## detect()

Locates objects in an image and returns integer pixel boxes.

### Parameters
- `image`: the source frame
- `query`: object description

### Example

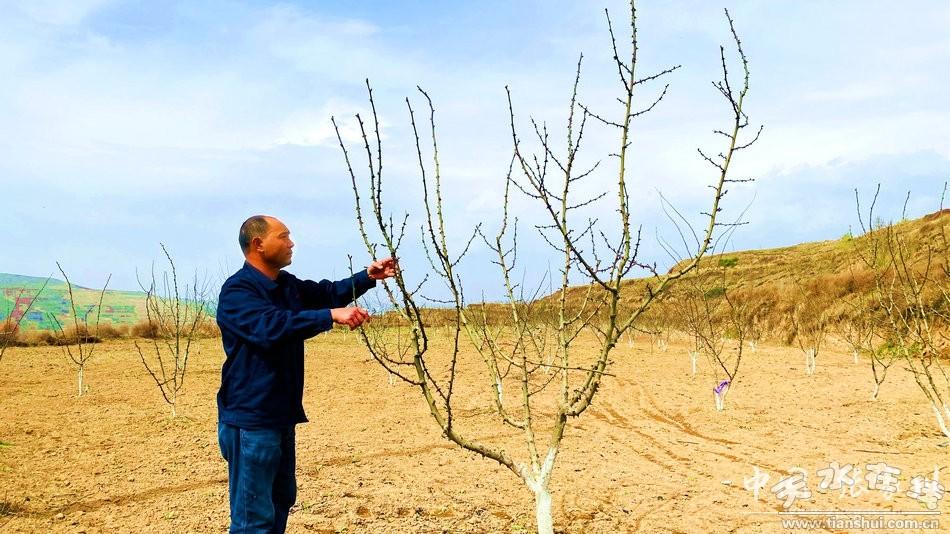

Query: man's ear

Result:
[251,236,264,252]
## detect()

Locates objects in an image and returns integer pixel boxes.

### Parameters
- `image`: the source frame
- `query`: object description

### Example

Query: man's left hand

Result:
[367,257,398,280]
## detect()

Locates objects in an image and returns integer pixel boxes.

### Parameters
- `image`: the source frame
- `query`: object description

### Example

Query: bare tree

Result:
[333,3,759,531]
[673,291,702,376]
[837,308,871,359]
[790,282,829,376]
[744,308,763,353]
[837,291,893,400]
[47,263,110,397]
[856,185,950,436]
[134,244,210,418]
[679,267,745,410]
[0,277,50,362]
[868,339,899,401]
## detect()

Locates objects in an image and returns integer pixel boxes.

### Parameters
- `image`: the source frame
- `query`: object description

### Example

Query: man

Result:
[216,215,396,533]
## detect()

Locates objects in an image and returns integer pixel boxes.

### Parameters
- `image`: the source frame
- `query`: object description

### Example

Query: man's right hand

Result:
[331,307,370,330]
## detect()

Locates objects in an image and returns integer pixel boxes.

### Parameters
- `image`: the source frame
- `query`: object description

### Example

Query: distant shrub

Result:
[96,322,128,340]
[46,324,102,346]
[877,339,919,359]
[805,268,875,299]
[195,317,221,338]
[718,257,739,268]
[130,313,220,339]
[704,286,726,299]
[0,331,20,348]
[131,319,161,339]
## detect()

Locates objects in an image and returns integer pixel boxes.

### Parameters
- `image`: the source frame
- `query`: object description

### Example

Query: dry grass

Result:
[4,316,222,347]
[545,209,950,345]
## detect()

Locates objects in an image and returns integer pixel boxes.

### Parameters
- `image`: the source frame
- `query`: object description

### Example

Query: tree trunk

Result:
[77,365,84,397]
[533,485,554,534]
[523,450,558,534]
[930,402,950,439]
[804,349,816,375]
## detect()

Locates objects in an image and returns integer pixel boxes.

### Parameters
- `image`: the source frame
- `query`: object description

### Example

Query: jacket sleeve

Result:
[216,278,333,350]
[298,269,377,310]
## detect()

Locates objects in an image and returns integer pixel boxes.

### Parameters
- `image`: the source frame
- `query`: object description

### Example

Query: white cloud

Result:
[273,100,380,148]
[3,0,950,297]
[248,4,424,85]
[13,0,113,27]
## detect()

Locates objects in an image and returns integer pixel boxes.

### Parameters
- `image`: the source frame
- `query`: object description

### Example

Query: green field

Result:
[0,273,148,330]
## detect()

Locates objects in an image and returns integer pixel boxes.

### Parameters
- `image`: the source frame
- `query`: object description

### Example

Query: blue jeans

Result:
[218,422,297,533]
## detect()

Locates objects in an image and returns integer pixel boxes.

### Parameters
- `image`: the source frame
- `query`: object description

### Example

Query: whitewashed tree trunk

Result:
[688,351,698,377]
[804,349,816,375]
[714,390,725,411]
[871,382,880,401]
[930,402,950,439]
[77,365,84,397]
[542,351,555,375]
[748,340,757,353]
[533,485,553,534]
[852,350,859,364]
[522,449,557,534]
[713,382,729,411]
[657,339,668,352]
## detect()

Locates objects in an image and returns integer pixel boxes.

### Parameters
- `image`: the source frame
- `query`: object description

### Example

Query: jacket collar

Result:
[242,261,283,291]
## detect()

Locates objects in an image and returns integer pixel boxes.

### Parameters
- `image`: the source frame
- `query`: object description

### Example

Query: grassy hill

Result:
[545,208,950,342]
[0,273,148,331]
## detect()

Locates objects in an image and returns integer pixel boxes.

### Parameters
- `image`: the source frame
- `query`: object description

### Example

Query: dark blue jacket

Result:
[216,262,376,429]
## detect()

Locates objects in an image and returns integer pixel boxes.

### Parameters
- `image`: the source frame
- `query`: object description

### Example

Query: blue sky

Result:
[2,1,948,301]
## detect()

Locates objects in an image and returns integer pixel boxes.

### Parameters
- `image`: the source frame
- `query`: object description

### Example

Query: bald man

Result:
[215,215,395,533]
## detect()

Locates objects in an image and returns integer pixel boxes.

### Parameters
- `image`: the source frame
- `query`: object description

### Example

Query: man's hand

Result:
[331,307,370,330]
[367,257,398,281]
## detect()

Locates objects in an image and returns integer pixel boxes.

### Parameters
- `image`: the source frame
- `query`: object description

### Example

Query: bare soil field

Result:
[0,332,946,533]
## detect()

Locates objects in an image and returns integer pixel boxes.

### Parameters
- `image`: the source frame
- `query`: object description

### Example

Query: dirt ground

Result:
[0,330,947,533]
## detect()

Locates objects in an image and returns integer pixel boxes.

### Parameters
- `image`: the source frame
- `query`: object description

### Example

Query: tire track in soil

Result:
[598,387,779,471]
[629,495,677,534]
[314,431,524,466]
[628,379,782,463]
[586,406,719,532]
[626,380,739,446]
[30,477,227,518]
[591,405,840,533]
[587,391,842,533]
[558,484,628,532]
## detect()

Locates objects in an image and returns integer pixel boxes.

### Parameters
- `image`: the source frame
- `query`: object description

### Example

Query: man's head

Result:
[239,215,294,270]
